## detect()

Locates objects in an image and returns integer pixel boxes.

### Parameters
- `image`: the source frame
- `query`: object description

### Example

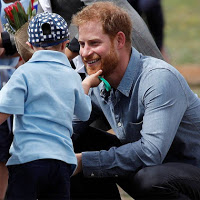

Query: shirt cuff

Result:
[82,151,104,178]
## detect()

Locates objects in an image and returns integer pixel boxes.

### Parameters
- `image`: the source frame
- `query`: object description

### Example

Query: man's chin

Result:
[86,67,101,75]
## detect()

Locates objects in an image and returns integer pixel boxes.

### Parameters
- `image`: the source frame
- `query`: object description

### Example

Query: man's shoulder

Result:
[141,56,177,74]
[138,57,185,85]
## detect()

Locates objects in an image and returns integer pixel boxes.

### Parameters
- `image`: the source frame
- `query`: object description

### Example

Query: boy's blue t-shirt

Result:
[0,50,91,168]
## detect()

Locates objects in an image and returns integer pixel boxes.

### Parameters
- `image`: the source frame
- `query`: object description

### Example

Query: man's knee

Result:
[131,163,200,199]
[132,165,162,193]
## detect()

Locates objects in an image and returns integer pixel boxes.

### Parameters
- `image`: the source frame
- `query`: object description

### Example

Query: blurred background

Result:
[163,0,200,96]
[163,0,200,66]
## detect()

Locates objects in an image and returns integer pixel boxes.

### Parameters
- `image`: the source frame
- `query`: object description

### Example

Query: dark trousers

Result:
[71,127,200,200]
[6,159,72,200]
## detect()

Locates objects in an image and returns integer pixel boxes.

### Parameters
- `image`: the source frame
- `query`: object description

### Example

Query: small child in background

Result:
[0,12,102,200]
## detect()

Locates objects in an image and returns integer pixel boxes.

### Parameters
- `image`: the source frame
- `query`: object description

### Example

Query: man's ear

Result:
[116,31,126,49]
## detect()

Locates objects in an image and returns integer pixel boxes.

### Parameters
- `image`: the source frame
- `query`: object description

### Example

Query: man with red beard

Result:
[70,2,200,200]
[37,0,163,62]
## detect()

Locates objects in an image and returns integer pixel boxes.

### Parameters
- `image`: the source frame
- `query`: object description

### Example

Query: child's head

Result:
[28,12,69,48]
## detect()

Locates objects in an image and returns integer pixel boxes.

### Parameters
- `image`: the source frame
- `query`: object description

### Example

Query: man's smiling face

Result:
[79,21,119,77]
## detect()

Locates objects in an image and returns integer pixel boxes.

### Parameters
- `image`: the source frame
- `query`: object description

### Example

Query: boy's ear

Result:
[61,40,69,50]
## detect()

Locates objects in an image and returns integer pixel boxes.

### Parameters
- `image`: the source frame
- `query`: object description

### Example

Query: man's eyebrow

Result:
[79,37,101,42]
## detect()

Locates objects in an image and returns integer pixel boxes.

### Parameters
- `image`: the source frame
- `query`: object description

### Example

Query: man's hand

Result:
[72,153,83,176]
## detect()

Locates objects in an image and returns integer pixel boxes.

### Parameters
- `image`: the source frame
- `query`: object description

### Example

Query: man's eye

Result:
[79,43,85,48]
[91,41,99,46]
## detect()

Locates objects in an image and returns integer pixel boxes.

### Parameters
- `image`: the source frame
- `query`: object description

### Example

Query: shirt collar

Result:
[28,50,71,67]
[117,47,142,97]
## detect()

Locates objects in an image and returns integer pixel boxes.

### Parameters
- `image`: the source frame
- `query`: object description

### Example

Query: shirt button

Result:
[117,122,122,127]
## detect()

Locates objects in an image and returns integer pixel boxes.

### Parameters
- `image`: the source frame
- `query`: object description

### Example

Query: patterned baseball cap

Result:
[28,12,69,47]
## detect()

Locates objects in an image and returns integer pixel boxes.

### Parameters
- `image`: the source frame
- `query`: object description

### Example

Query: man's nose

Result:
[80,45,92,58]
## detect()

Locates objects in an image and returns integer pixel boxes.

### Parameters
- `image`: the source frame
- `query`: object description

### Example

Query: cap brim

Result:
[31,37,69,47]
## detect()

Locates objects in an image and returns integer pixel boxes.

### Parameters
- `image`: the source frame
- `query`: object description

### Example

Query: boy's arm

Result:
[0,113,11,125]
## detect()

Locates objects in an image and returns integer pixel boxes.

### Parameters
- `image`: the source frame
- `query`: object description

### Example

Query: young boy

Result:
[0,12,102,200]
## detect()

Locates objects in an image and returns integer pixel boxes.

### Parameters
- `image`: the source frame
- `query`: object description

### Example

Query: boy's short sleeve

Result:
[0,72,27,114]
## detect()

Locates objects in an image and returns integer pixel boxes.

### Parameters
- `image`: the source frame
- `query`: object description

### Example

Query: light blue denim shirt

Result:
[75,47,200,178]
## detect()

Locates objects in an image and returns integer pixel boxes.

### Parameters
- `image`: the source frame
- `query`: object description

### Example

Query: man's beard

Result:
[83,43,119,77]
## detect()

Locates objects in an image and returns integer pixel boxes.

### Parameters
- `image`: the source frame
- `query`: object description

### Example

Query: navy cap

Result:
[28,12,69,47]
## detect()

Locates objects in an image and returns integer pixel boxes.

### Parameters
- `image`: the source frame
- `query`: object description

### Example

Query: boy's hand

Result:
[84,70,103,87]
[82,70,102,94]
